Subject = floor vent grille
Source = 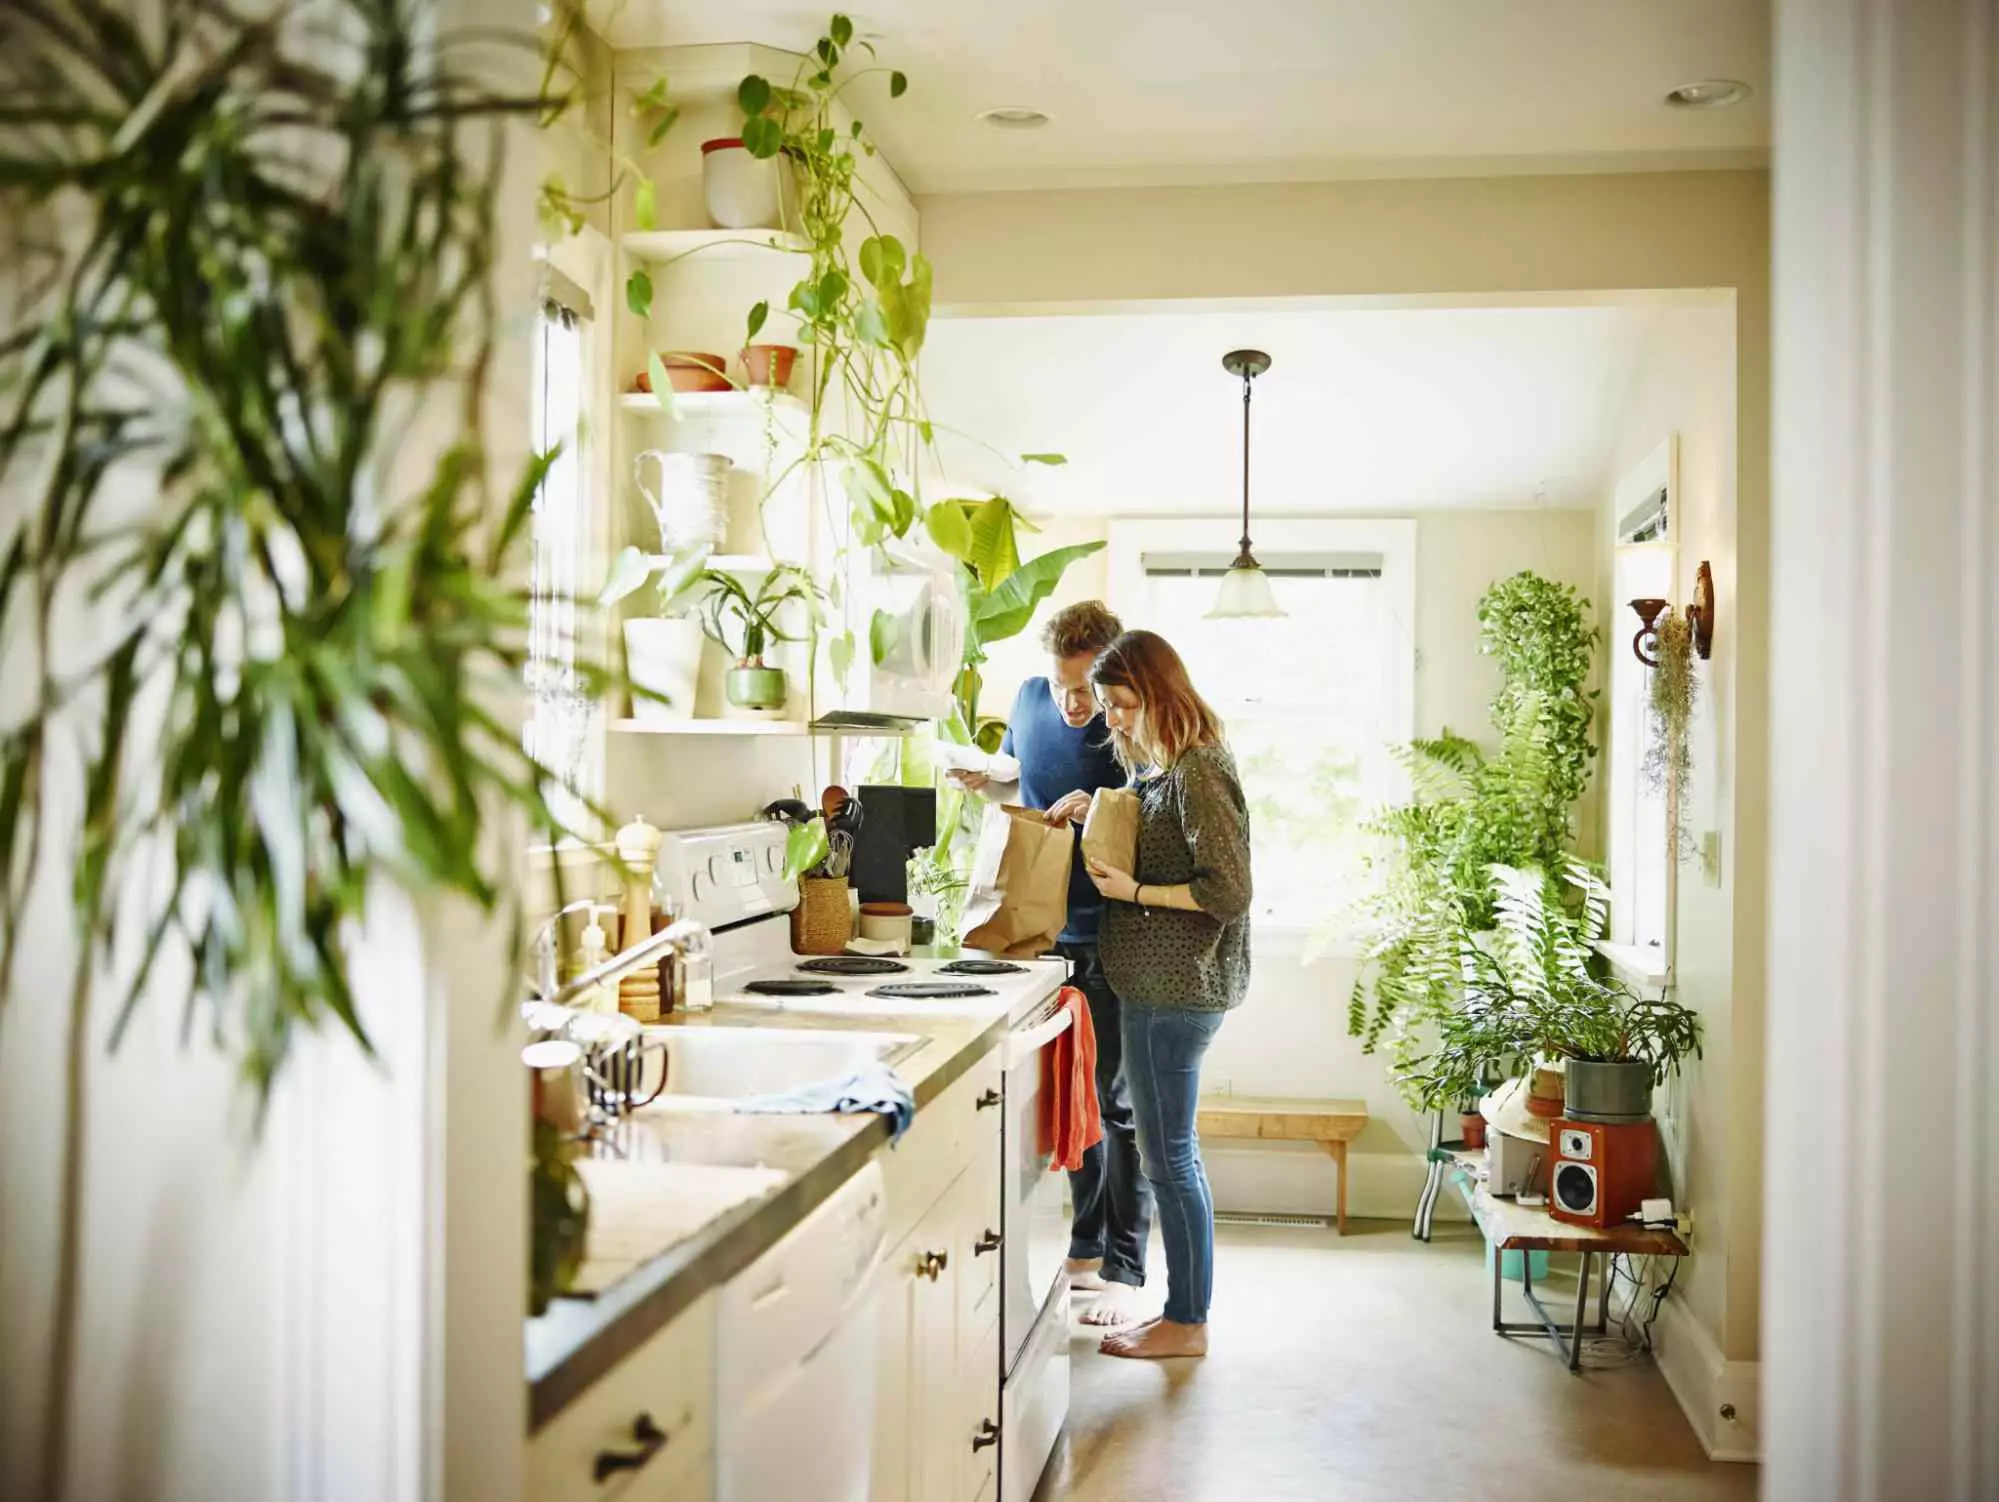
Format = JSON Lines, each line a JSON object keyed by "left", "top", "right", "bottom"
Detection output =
{"left": 1213, "top": 1211, "right": 1333, "bottom": 1230}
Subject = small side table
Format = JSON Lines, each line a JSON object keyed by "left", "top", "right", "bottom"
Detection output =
{"left": 1432, "top": 1146, "right": 1689, "bottom": 1371}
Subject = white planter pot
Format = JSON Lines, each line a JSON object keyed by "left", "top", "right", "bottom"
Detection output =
{"left": 701, "top": 138, "right": 782, "bottom": 230}
{"left": 624, "top": 618, "right": 704, "bottom": 724}
{"left": 632, "top": 450, "right": 729, "bottom": 553}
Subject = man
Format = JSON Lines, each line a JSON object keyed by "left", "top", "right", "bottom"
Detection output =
{"left": 948, "top": 600, "right": 1150, "bottom": 1326}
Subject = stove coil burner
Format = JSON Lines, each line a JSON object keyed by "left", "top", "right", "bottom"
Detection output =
{"left": 796, "top": 956, "right": 911, "bottom": 977}
{"left": 937, "top": 959, "right": 1027, "bottom": 976}
{"left": 868, "top": 982, "right": 998, "bottom": 1000}
{"left": 743, "top": 979, "right": 840, "bottom": 997}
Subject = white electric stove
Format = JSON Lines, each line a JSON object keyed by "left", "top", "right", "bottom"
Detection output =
{"left": 655, "top": 821, "right": 1074, "bottom": 1502}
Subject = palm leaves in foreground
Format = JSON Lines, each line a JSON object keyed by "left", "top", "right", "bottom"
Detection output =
{"left": 0, "top": 0, "right": 584, "bottom": 1097}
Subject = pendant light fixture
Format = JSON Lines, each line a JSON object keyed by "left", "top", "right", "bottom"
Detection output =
{"left": 1206, "top": 349, "right": 1285, "bottom": 619}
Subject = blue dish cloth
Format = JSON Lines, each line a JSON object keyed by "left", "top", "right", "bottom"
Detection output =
{"left": 737, "top": 1063, "right": 916, "bottom": 1142}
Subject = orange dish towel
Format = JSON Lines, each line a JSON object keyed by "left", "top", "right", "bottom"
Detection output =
{"left": 1041, "top": 986, "right": 1104, "bottom": 1173}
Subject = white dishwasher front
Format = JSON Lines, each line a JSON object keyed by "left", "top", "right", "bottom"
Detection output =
{"left": 716, "top": 1161, "right": 887, "bottom": 1502}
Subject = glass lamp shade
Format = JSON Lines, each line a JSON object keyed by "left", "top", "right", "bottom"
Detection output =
{"left": 1206, "top": 559, "right": 1285, "bottom": 618}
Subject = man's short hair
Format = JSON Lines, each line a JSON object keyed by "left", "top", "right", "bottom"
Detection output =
{"left": 1040, "top": 600, "right": 1123, "bottom": 659}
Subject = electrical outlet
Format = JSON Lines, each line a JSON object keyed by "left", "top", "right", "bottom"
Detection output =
{"left": 1700, "top": 830, "right": 1722, "bottom": 887}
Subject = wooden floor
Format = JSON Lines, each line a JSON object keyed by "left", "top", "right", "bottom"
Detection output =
{"left": 1036, "top": 1220, "right": 1758, "bottom": 1502}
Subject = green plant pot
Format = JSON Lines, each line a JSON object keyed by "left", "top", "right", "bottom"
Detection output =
{"left": 725, "top": 659, "right": 787, "bottom": 711}
{"left": 1565, "top": 1060, "right": 1654, "bottom": 1123}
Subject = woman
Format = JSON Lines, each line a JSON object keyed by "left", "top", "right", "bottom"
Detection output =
{"left": 1083, "top": 630, "right": 1252, "bottom": 1360}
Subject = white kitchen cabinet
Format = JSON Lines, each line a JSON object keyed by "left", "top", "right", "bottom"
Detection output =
{"left": 871, "top": 1052, "right": 1007, "bottom": 1502}
{"left": 528, "top": 1291, "right": 716, "bottom": 1502}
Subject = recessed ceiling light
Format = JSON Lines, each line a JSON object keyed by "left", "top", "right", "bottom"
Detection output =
{"left": 976, "top": 106, "right": 1051, "bottom": 130}
{"left": 1665, "top": 79, "right": 1752, "bottom": 110}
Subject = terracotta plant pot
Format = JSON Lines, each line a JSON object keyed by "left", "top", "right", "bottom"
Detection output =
{"left": 664, "top": 352, "right": 731, "bottom": 394}
{"left": 741, "top": 344, "right": 798, "bottom": 388}
{"left": 1460, "top": 1112, "right": 1488, "bottom": 1151}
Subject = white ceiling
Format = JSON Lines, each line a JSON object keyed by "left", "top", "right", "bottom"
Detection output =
{"left": 917, "top": 303, "right": 1663, "bottom": 516}
{"left": 589, "top": 0, "right": 1770, "bottom": 192}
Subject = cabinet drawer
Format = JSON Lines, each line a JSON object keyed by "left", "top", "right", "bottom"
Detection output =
{"left": 958, "top": 1309, "right": 1003, "bottom": 1502}
{"left": 529, "top": 1293, "right": 715, "bottom": 1501}
{"left": 882, "top": 1042, "right": 1002, "bottom": 1248}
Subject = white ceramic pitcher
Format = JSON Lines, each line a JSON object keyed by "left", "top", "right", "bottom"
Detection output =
{"left": 634, "top": 450, "right": 729, "bottom": 553}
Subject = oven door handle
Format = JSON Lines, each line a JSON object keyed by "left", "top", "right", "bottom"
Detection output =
{"left": 1001, "top": 1004, "right": 1073, "bottom": 1069}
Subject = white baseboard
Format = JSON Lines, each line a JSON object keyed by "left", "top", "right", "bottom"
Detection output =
{"left": 1205, "top": 1142, "right": 1470, "bottom": 1225}
{"left": 1645, "top": 1287, "right": 1761, "bottom": 1462}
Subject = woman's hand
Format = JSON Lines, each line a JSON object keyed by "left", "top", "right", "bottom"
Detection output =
{"left": 946, "top": 769, "right": 990, "bottom": 793}
{"left": 1045, "top": 790, "right": 1092, "bottom": 826}
{"left": 1086, "top": 858, "right": 1140, "bottom": 904}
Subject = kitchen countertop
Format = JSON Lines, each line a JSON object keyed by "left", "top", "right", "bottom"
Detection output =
{"left": 524, "top": 994, "right": 1020, "bottom": 1432}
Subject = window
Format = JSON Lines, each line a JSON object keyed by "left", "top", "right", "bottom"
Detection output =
{"left": 526, "top": 276, "right": 598, "bottom": 836}
{"left": 1108, "top": 520, "right": 1416, "bottom": 931}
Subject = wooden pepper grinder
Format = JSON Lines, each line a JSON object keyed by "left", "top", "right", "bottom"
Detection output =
{"left": 614, "top": 815, "right": 664, "bottom": 1022}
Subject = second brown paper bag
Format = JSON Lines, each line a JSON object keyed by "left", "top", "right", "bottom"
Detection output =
{"left": 1081, "top": 787, "right": 1139, "bottom": 874}
{"left": 960, "top": 804, "right": 1075, "bottom": 957}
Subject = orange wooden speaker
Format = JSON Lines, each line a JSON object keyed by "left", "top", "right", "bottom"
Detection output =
{"left": 1547, "top": 1118, "right": 1659, "bottom": 1229}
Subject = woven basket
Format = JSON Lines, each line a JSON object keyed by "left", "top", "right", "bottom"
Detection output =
{"left": 790, "top": 876, "right": 852, "bottom": 955}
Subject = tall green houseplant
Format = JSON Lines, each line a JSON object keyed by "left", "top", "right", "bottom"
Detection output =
{"left": 1348, "top": 572, "right": 1601, "bottom": 1100}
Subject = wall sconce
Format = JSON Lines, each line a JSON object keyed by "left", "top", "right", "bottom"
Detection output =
{"left": 1629, "top": 561, "right": 1716, "bottom": 666}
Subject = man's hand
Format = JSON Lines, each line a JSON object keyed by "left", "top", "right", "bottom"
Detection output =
{"left": 947, "top": 769, "right": 990, "bottom": 793}
{"left": 1086, "top": 858, "right": 1140, "bottom": 904}
{"left": 1045, "top": 790, "right": 1092, "bottom": 827}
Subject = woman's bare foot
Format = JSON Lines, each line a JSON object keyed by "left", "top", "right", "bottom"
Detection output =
{"left": 1067, "top": 1257, "right": 1107, "bottom": 1292}
{"left": 1078, "top": 1283, "right": 1146, "bottom": 1326}
{"left": 1100, "top": 1317, "right": 1208, "bottom": 1360}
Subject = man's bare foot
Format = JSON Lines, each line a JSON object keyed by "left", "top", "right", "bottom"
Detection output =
{"left": 1078, "top": 1282, "right": 1146, "bottom": 1326}
{"left": 1100, "top": 1317, "right": 1208, "bottom": 1360}
{"left": 1067, "top": 1257, "right": 1107, "bottom": 1292}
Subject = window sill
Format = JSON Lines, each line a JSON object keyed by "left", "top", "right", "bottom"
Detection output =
{"left": 1593, "top": 940, "right": 1670, "bottom": 987}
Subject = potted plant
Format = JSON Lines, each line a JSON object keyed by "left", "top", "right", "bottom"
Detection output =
{"left": 1349, "top": 572, "right": 1601, "bottom": 1106}
{"left": 601, "top": 547, "right": 713, "bottom": 723}
{"left": 783, "top": 816, "right": 853, "bottom": 954}
{"left": 1643, "top": 605, "right": 1697, "bottom": 859}
{"left": 703, "top": 564, "right": 824, "bottom": 712}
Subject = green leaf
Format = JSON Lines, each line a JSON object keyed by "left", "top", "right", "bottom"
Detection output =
{"left": 870, "top": 608, "right": 900, "bottom": 665}
{"left": 890, "top": 70, "right": 908, "bottom": 98}
{"left": 925, "top": 500, "right": 974, "bottom": 560}
{"left": 853, "top": 300, "right": 889, "bottom": 346}
{"left": 889, "top": 488, "right": 916, "bottom": 537}
{"left": 600, "top": 547, "right": 651, "bottom": 605}
{"left": 646, "top": 351, "right": 678, "bottom": 417}
{"left": 784, "top": 817, "right": 831, "bottom": 882}
{"left": 1020, "top": 452, "right": 1067, "bottom": 466}
{"left": 859, "top": 235, "right": 905, "bottom": 287}
{"left": 971, "top": 541, "right": 1106, "bottom": 647}
{"left": 743, "top": 115, "right": 784, "bottom": 157}
{"left": 746, "top": 301, "right": 769, "bottom": 342}
{"left": 646, "top": 106, "right": 681, "bottom": 147}
{"left": 831, "top": 13, "right": 854, "bottom": 46}
{"left": 738, "top": 75, "right": 771, "bottom": 117}
{"left": 627, "top": 269, "right": 653, "bottom": 319}
{"left": 634, "top": 178, "right": 657, "bottom": 231}
{"left": 843, "top": 459, "right": 894, "bottom": 518}
{"left": 817, "top": 269, "right": 848, "bottom": 309}
{"left": 964, "top": 497, "right": 1022, "bottom": 592}
{"left": 830, "top": 630, "right": 855, "bottom": 690}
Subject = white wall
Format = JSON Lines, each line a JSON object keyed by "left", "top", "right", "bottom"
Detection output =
{"left": 1593, "top": 299, "right": 1765, "bottom": 1388}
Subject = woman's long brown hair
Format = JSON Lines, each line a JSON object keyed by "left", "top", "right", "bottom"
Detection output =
{"left": 1088, "top": 629, "right": 1226, "bottom": 773}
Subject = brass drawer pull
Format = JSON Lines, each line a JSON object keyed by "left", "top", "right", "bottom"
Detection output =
{"left": 916, "top": 1249, "right": 949, "bottom": 1281}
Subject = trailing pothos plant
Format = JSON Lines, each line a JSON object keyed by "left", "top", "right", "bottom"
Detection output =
{"left": 1643, "top": 607, "right": 1696, "bottom": 859}
{"left": 0, "top": 0, "right": 589, "bottom": 1098}
{"left": 1348, "top": 572, "right": 1601, "bottom": 1102}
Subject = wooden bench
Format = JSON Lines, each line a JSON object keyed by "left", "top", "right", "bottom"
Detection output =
{"left": 1195, "top": 1096, "right": 1369, "bottom": 1233}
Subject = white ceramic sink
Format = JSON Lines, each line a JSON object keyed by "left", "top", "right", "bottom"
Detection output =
{"left": 644, "top": 1026, "right": 920, "bottom": 1105}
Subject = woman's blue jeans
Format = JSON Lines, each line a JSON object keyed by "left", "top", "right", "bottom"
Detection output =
{"left": 1121, "top": 1002, "right": 1226, "bottom": 1326}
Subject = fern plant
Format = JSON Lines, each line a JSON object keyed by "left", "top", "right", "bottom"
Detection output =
{"left": 1348, "top": 572, "right": 1601, "bottom": 1101}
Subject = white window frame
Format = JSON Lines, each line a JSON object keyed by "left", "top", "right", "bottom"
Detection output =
{"left": 1106, "top": 517, "right": 1417, "bottom": 948}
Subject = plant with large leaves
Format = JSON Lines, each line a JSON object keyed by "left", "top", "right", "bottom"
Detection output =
{"left": 0, "top": 2, "right": 586, "bottom": 1090}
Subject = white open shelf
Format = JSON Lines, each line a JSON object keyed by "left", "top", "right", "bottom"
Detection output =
{"left": 622, "top": 229, "right": 809, "bottom": 262}
{"left": 640, "top": 553, "right": 786, "bottom": 575}
{"left": 618, "top": 390, "right": 806, "bottom": 419}
{"left": 610, "top": 718, "right": 809, "bottom": 737}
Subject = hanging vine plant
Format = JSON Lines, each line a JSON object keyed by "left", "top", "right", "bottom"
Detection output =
{"left": 0, "top": 0, "right": 584, "bottom": 1096}
{"left": 1642, "top": 607, "right": 1697, "bottom": 859}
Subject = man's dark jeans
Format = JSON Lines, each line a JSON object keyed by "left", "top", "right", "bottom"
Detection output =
{"left": 1058, "top": 940, "right": 1152, "bottom": 1287}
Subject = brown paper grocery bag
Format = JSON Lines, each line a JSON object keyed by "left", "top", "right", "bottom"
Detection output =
{"left": 1080, "top": 788, "right": 1139, "bottom": 875}
{"left": 960, "top": 804, "right": 1075, "bottom": 958}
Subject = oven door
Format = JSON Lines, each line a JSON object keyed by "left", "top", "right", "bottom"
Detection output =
{"left": 1000, "top": 1001, "right": 1074, "bottom": 1377}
